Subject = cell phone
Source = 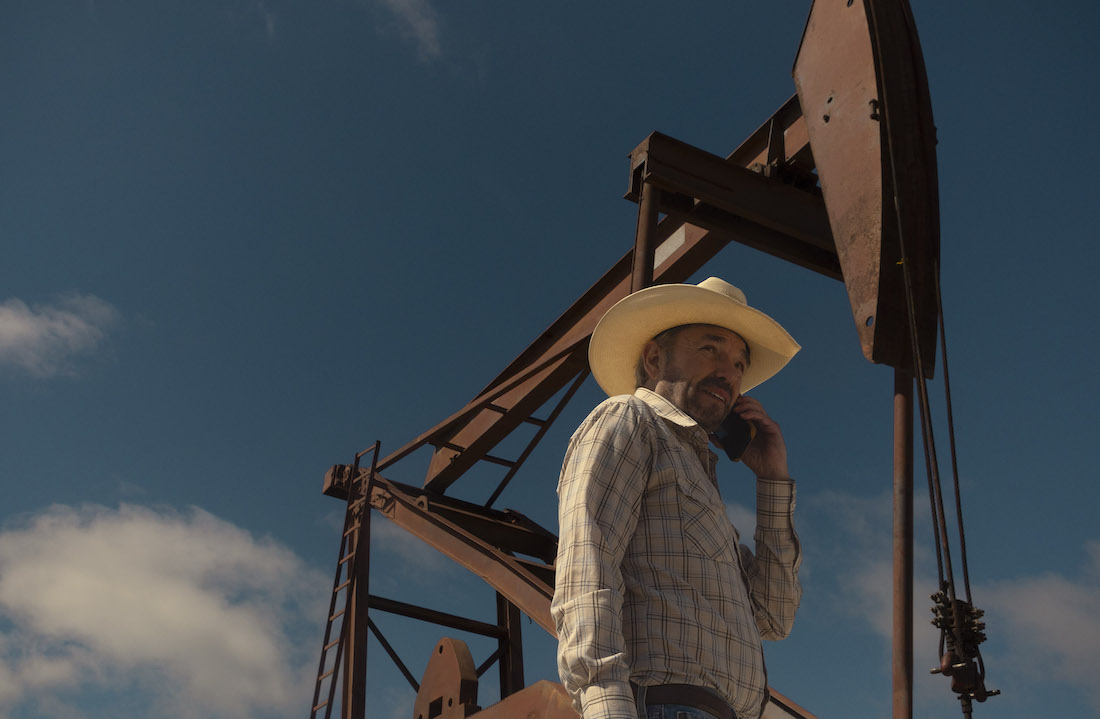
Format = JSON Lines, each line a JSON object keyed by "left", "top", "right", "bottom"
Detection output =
{"left": 714, "top": 412, "right": 756, "bottom": 462}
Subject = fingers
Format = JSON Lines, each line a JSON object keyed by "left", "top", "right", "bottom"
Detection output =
{"left": 734, "top": 395, "right": 790, "bottom": 478}
{"left": 733, "top": 395, "right": 777, "bottom": 429}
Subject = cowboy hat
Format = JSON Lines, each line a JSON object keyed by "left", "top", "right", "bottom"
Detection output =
{"left": 588, "top": 277, "right": 800, "bottom": 397}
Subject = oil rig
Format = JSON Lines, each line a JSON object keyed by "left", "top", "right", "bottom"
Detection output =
{"left": 309, "top": 2, "right": 995, "bottom": 717}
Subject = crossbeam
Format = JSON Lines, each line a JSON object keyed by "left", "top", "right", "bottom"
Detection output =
{"left": 364, "top": 472, "right": 558, "bottom": 634}
{"left": 626, "top": 131, "right": 839, "bottom": 278}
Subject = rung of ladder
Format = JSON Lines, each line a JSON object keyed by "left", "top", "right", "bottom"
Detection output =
{"left": 483, "top": 403, "right": 547, "bottom": 426}
{"left": 481, "top": 453, "right": 516, "bottom": 467}
{"left": 338, "top": 552, "right": 355, "bottom": 565}
{"left": 329, "top": 608, "right": 346, "bottom": 622}
{"left": 438, "top": 442, "right": 516, "bottom": 468}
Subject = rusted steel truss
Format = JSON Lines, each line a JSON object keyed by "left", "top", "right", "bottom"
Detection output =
{"left": 326, "top": 465, "right": 558, "bottom": 634}
{"left": 380, "top": 97, "right": 841, "bottom": 500}
{"left": 313, "top": 1, "right": 941, "bottom": 718}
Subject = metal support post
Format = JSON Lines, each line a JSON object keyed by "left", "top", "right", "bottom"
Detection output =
{"left": 631, "top": 181, "right": 660, "bottom": 292}
{"left": 893, "top": 370, "right": 914, "bottom": 719}
{"left": 496, "top": 592, "right": 525, "bottom": 698}
{"left": 343, "top": 503, "right": 371, "bottom": 718}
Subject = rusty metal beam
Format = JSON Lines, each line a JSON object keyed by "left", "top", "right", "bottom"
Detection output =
{"left": 893, "top": 370, "right": 915, "bottom": 719}
{"left": 366, "top": 473, "right": 558, "bottom": 635}
{"left": 766, "top": 688, "right": 822, "bottom": 719}
{"left": 327, "top": 465, "right": 559, "bottom": 562}
{"left": 369, "top": 340, "right": 585, "bottom": 479}
{"left": 496, "top": 593, "right": 525, "bottom": 698}
{"left": 470, "top": 680, "right": 580, "bottom": 719}
{"left": 340, "top": 465, "right": 372, "bottom": 719}
{"left": 423, "top": 353, "right": 587, "bottom": 495}
{"left": 794, "top": 0, "right": 939, "bottom": 375}
{"left": 485, "top": 369, "right": 589, "bottom": 509}
{"left": 727, "top": 93, "right": 811, "bottom": 170}
{"left": 366, "top": 618, "right": 420, "bottom": 692}
{"left": 631, "top": 177, "right": 660, "bottom": 292}
{"left": 368, "top": 595, "right": 506, "bottom": 639}
{"left": 422, "top": 502, "right": 557, "bottom": 564}
{"left": 625, "top": 131, "right": 839, "bottom": 279}
{"left": 626, "top": 132, "right": 833, "bottom": 253}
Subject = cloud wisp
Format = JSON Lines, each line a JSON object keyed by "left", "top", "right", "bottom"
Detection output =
{"left": 0, "top": 504, "right": 327, "bottom": 718}
{"left": 370, "top": 515, "right": 461, "bottom": 580}
{"left": 376, "top": 0, "right": 442, "bottom": 61}
{"left": 0, "top": 293, "right": 120, "bottom": 378}
{"left": 726, "top": 501, "right": 756, "bottom": 543}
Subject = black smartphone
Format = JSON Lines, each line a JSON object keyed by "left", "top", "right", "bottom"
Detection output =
{"left": 714, "top": 412, "right": 756, "bottom": 462}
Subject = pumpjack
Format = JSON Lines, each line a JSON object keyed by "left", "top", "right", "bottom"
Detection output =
{"left": 308, "top": 2, "right": 997, "bottom": 718}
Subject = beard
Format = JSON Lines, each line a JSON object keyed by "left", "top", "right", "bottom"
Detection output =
{"left": 684, "top": 384, "right": 733, "bottom": 432}
{"left": 658, "top": 376, "right": 734, "bottom": 432}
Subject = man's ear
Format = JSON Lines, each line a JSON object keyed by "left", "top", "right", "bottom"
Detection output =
{"left": 641, "top": 340, "right": 662, "bottom": 385}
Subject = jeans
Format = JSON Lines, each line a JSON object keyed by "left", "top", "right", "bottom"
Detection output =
{"left": 644, "top": 705, "right": 721, "bottom": 719}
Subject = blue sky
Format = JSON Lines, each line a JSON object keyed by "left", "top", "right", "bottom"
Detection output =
{"left": 2, "top": 2, "right": 1098, "bottom": 718}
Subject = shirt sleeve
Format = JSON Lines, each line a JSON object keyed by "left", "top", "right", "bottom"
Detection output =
{"left": 550, "top": 398, "right": 652, "bottom": 719}
{"left": 739, "top": 476, "right": 802, "bottom": 640}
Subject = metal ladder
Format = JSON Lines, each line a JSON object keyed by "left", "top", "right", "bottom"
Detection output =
{"left": 309, "top": 442, "right": 380, "bottom": 719}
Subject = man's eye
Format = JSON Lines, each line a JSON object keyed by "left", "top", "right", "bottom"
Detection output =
{"left": 701, "top": 345, "right": 716, "bottom": 353}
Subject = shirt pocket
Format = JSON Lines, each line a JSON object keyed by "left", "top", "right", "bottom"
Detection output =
{"left": 676, "top": 472, "right": 736, "bottom": 563}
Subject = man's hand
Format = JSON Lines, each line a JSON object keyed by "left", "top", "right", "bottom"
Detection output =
{"left": 732, "top": 395, "right": 789, "bottom": 479}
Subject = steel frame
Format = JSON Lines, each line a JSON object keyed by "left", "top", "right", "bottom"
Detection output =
{"left": 310, "top": 2, "right": 940, "bottom": 718}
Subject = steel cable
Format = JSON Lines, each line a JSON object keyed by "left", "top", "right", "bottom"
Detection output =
{"left": 878, "top": 96, "right": 965, "bottom": 657}
{"left": 934, "top": 260, "right": 974, "bottom": 604}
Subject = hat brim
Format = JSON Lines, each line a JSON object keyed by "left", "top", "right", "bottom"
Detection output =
{"left": 589, "top": 283, "right": 800, "bottom": 397}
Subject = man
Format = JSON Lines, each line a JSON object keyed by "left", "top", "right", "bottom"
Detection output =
{"left": 551, "top": 277, "right": 802, "bottom": 719}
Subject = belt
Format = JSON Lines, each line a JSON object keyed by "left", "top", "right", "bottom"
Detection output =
{"left": 631, "top": 682, "right": 738, "bottom": 719}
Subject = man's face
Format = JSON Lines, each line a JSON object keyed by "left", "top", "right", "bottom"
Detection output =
{"left": 645, "top": 324, "right": 749, "bottom": 433}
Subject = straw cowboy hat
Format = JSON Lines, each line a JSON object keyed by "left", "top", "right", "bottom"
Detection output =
{"left": 588, "top": 277, "right": 801, "bottom": 397}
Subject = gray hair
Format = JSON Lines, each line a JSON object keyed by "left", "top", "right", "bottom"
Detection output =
{"left": 634, "top": 325, "right": 687, "bottom": 389}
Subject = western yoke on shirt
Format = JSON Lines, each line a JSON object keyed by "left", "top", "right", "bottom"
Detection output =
{"left": 550, "top": 388, "right": 802, "bottom": 719}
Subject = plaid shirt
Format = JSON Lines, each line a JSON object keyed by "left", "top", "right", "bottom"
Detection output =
{"left": 551, "top": 388, "right": 802, "bottom": 719}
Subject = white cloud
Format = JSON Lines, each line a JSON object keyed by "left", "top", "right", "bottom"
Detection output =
{"left": 980, "top": 542, "right": 1100, "bottom": 711}
{"left": 0, "top": 293, "right": 119, "bottom": 377}
{"left": 808, "top": 490, "right": 939, "bottom": 639}
{"left": 0, "top": 504, "right": 328, "bottom": 718}
{"left": 377, "top": 0, "right": 442, "bottom": 61}
{"left": 807, "top": 489, "right": 1100, "bottom": 714}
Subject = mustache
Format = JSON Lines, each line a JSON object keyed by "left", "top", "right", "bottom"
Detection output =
{"left": 698, "top": 378, "right": 733, "bottom": 395}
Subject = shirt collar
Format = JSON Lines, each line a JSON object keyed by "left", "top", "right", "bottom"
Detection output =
{"left": 633, "top": 387, "right": 702, "bottom": 429}
{"left": 633, "top": 387, "right": 720, "bottom": 475}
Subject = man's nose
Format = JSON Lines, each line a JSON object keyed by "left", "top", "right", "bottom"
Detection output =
{"left": 714, "top": 359, "right": 742, "bottom": 386}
